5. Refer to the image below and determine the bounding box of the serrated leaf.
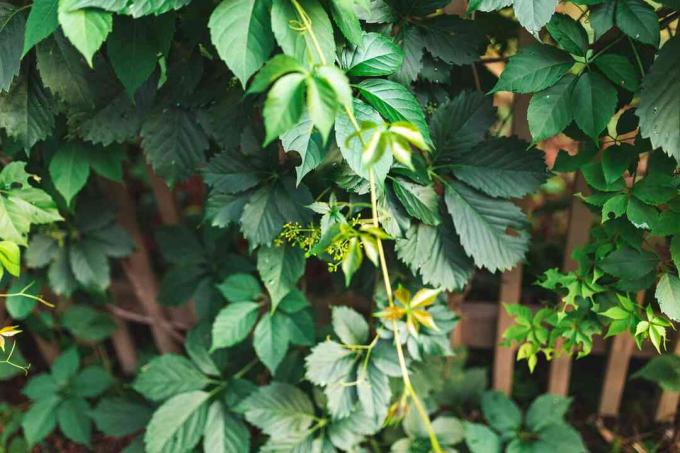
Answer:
[525,394,572,431]
[257,243,305,311]
[464,422,502,453]
[140,107,209,184]
[329,0,362,46]
[632,354,680,391]
[242,382,315,437]
[62,305,116,341]
[571,72,617,140]
[263,72,306,145]
[23,0,59,56]
[209,0,274,88]
[419,15,486,66]
[637,36,680,161]
[444,181,529,272]
[392,177,441,225]
[49,143,90,205]
[133,354,210,402]
[513,0,558,35]
[22,396,59,447]
[69,239,109,291]
[547,13,588,55]
[492,44,572,94]
[527,74,575,141]
[392,26,424,85]
[271,0,335,66]
[0,74,56,150]
[253,313,291,374]
[211,302,259,350]
[656,273,680,322]
[615,0,659,47]
[58,0,112,66]
[594,53,640,92]
[600,246,658,280]
[0,4,25,92]
[203,402,251,453]
[280,113,328,184]
[144,391,210,453]
[217,274,261,302]
[91,397,153,437]
[332,306,369,345]
[447,137,547,197]
[57,397,92,446]
[342,32,403,77]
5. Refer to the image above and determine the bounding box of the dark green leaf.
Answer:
[57,397,92,445]
[23,0,59,56]
[492,44,572,94]
[571,72,617,140]
[594,53,640,92]
[91,397,153,437]
[132,354,210,402]
[257,243,305,310]
[211,302,260,350]
[253,313,291,374]
[527,74,576,141]
[615,0,659,47]
[392,178,440,225]
[547,14,588,55]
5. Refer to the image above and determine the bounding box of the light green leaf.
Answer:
[132,354,210,402]
[342,32,404,77]
[392,178,441,225]
[253,312,291,374]
[357,361,390,423]
[332,306,369,345]
[329,0,362,46]
[0,240,20,277]
[209,0,274,87]
[513,0,558,35]
[23,0,59,56]
[481,391,521,435]
[280,113,327,184]
[271,0,335,66]
[445,181,529,272]
[57,397,92,446]
[217,274,261,302]
[248,54,305,94]
[305,339,356,388]
[57,0,112,66]
[525,394,572,431]
[306,74,338,143]
[615,0,659,47]
[464,422,502,453]
[492,44,572,94]
[22,396,60,447]
[594,53,640,92]
[637,36,680,161]
[49,143,90,205]
[257,243,305,311]
[0,4,25,92]
[140,107,209,184]
[0,162,62,246]
[69,239,109,291]
[203,402,251,453]
[632,354,680,391]
[447,137,547,197]
[571,72,617,140]
[263,72,306,145]
[144,391,211,453]
[211,302,260,350]
[656,273,680,322]
[356,78,431,144]
[527,74,575,141]
[242,382,315,437]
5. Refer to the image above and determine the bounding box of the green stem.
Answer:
[234,357,259,379]
[291,0,328,66]
[628,37,645,78]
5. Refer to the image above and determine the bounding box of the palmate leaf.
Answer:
[656,273,680,322]
[140,107,209,184]
[211,302,259,350]
[395,220,474,291]
[0,4,24,92]
[77,92,142,145]
[22,395,60,447]
[444,181,529,272]
[145,391,211,453]
[637,36,680,161]
[209,0,274,88]
[594,54,640,93]
[615,0,659,47]
[445,137,547,198]
[392,26,425,85]
[49,143,91,205]
[329,0,362,46]
[91,397,153,437]
[0,73,56,150]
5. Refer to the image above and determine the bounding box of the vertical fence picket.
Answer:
[655,334,680,422]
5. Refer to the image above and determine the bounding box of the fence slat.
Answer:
[493,267,522,395]
[548,173,592,395]
[656,334,680,422]
[598,333,635,415]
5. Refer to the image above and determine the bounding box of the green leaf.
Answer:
[0,4,25,92]
[72,366,113,398]
[23,0,59,56]
[601,144,634,184]
[528,74,575,141]
[140,107,209,184]
[0,162,62,246]
[332,306,369,345]
[0,74,56,150]
[492,44,572,94]
[632,354,680,391]
[419,15,486,66]
[242,382,315,437]
[239,178,313,246]
[78,93,142,146]
[305,340,355,388]
[203,402,251,453]
[525,394,572,431]
[69,239,110,291]
[637,36,680,161]
[271,0,335,66]
[357,361,390,423]
[49,143,91,205]
[144,391,211,453]
[396,221,474,291]
[253,312,291,374]
[306,74,338,143]
[513,0,558,35]
[23,373,58,400]
[263,72,306,145]
[217,274,261,302]
[672,236,680,272]
[392,178,440,225]
[656,273,680,322]
[57,397,91,446]
[132,354,210,402]
[0,240,20,277]
[447,137,547,198]
[329,0,362,45]
[464,422,502,453]
[444,181,529,272]
[6,275,38,319]
[107,15,170,96]
[571,72,617,140]
[600,246,658,280]
[62,305,116,341]
[257,243,305,311]
[248,54,305,94]
[356,78,431,144]
[57,0,112,66]
[594,53,640,92]
[211,302,260,350]
[280,113,327,184]
[335,98,393,183]
[52,347,80,384]
[615,0,659,47]
[22,396,60,447]
[91,397,153,437]
[393,26,424,85]
[546,13,588,55]
[342,32,403,77]
[627,196,658,230]
[481,391,521,435]
[209,0,274,88]
[342,236,363,286]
